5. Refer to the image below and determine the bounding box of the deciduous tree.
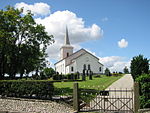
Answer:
[0,6,54,79]
[130,54,149,80]
[123,66,129,74]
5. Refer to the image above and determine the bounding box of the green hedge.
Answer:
[53,73,80,80]
[0,80,54,99]
[136,74,150,108]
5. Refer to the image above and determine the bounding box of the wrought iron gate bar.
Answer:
[80,88,134,112]
[81,89,133,92]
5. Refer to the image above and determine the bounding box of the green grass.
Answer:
[54,75,123,95]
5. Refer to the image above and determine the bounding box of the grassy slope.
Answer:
[54,75,123,95]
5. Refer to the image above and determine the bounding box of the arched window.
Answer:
[88,64,90,70]
[83,64,86,70]
[67,52,69,57]
[99,67,102,72]
[71,66,74,72]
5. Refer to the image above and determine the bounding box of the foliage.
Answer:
[130,55,149,80]
[112,73,121,76]
[0,80,54,99]
[66,73,73,80]
[0,6,54,79]
[93,75,101,78]
[43,67,56,78]
[118,72,123,74]
[136,74,150,108]
[105,68,111,76]
[52,73,80,80]
[53,74,64,80]
[123,66,129,74]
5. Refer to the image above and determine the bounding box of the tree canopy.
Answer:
[123,66,129,74]
[0,6,54,79]
[105,68,111,76]
[130,54,149,80]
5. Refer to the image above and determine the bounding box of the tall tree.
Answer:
[130,54,149,80]
[0,6,54,79]
[105,68,111,76]
[123,66,129,74]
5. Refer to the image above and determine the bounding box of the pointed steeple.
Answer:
[64,26,70,45]
[60,26,73,59]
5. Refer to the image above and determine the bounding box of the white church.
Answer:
[54,27,104,74]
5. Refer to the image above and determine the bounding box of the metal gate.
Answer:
[79,88,134,112]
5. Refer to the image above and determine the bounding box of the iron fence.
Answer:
[79,88,134,113]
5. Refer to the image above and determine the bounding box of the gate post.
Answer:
[134,82,140,113]
[73,82,79,112]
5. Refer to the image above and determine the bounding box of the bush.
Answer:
[136,74,150,108]
[94,75,101,78]
[52,74,59,80]
[112,73,120,76]
[105,68,112,76]
[43,67,56,78]
[52,74,64,80]
[130,55,149,80]
[0,80,54,99]
[66,73,73,80]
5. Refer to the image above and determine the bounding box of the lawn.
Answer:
[54,75,123,96]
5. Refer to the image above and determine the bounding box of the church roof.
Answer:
[54,48,103,66]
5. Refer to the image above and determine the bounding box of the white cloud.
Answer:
[14,2,103,61]
[101,17,108,22]
[35,10,103,59]
[15,2,50,16]
[118,39,128,48]
[99,56,130,72]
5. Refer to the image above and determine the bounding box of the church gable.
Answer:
[72,52,103,74]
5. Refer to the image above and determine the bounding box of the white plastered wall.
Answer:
[75,53,103,74]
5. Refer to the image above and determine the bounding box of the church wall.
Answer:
[65,49,86,66]
[55,60,66,74]
[75,53,103,74]
[66,62,76,74]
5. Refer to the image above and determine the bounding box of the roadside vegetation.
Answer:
[130,54,150,108]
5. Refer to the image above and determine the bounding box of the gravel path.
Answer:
[106,74,134,90]
[0,98,74,113]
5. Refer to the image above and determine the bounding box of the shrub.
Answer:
[130,55,149,80]
[112,73,120,76]
[94,75,101,78]
[52,74,64,80]
[66,73,73,80]
[53,74,60,80]
[136,74,150,108]
[43,67,56,78]
[0,80,54,99]
[105,68,112,76]
[123,66,129,74]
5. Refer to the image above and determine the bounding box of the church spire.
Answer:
[65,26,70,45]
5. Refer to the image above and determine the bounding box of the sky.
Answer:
[0,0,150,72]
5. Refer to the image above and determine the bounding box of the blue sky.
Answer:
[0,0,150,72]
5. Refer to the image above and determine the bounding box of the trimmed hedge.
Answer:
[0,80,54,99]
[136,74,150,108]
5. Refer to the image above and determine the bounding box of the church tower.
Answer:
[60,27,73,59]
